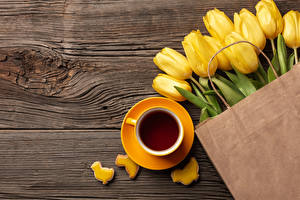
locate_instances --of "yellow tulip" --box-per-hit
[153,47,192,80]
[224,32,259,74]
[203,35,232,71]
[234,8,266,52]
[152,74,192,101]
[203,8,234,41]
[282,10,300,49]
[255,0,283,40]
[182,30,218,77]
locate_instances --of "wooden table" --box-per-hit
[0,0,296,199]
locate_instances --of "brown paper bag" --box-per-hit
[196,64,300,200]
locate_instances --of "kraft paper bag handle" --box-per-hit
[207,40,278,108]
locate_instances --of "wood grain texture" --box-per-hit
[0,130,232,200]
[0,0,298,199]
[0,48,202,129]
[0,0,298,129]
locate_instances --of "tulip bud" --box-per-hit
[282,10,300,49]
[255,0,283,40]
[203,36,232,71]
[182,30,218,77]
[234,8,266,52]
[153,47,192,80]
[152,74,192,101]
[203,8,234,41]
[224,32,259,74]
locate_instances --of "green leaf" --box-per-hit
[233,67,257,96]
[215,74,240,92]
[254,70,267,86]
[212,77,245,106]
[268,51,280,83]
[199,78,222,114]
[200,108,209,123]
[191,82,208,104]
[202,89,221,95]
[288,52,295,71]
[267,67,276,83]
[224,71,239,83]
[174,86,218,117]
[225,67,257,97]
[257,62,268,83]
[199,77,209,89]
[277,34,288,74]
[250,79,264,89]
[271,49,280,71]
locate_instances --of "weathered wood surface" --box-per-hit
[0,130,230,199]
[0,0,298,199]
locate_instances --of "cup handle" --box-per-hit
[126,118,137,126]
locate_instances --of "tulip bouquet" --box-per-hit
[152,0,299,122]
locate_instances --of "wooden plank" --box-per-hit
[0,48,157,129]
[0,0,297,59]
[0,64,201,129]
[0,48,202,129]
[0,0,298,199]
[0,130,232,199]
[0,0,298,130]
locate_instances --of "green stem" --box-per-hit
[175,86,218,116]
[258,61,267,83]
[294,48,298,64]
[190,76,205,92]
[271,39,276,56]
[200,108,209,123]
[255,71,266,85]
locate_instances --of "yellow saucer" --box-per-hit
[121,97,194,170]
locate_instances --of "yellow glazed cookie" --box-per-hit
[91,161,114,185]
[115,154,140,179]
[171,157,199,185]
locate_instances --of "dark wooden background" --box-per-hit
[0,0,297,199]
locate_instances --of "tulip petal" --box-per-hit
[203,8,234,41]
[182,30,218,77]
[152,74,191,101]
[283,10,300,48]
[234,8,266,52]
[203,35,232,70]
[224,32,259,74]
[255,0,283,40]
[153,47,192,80]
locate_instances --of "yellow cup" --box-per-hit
[126,107,184,156]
